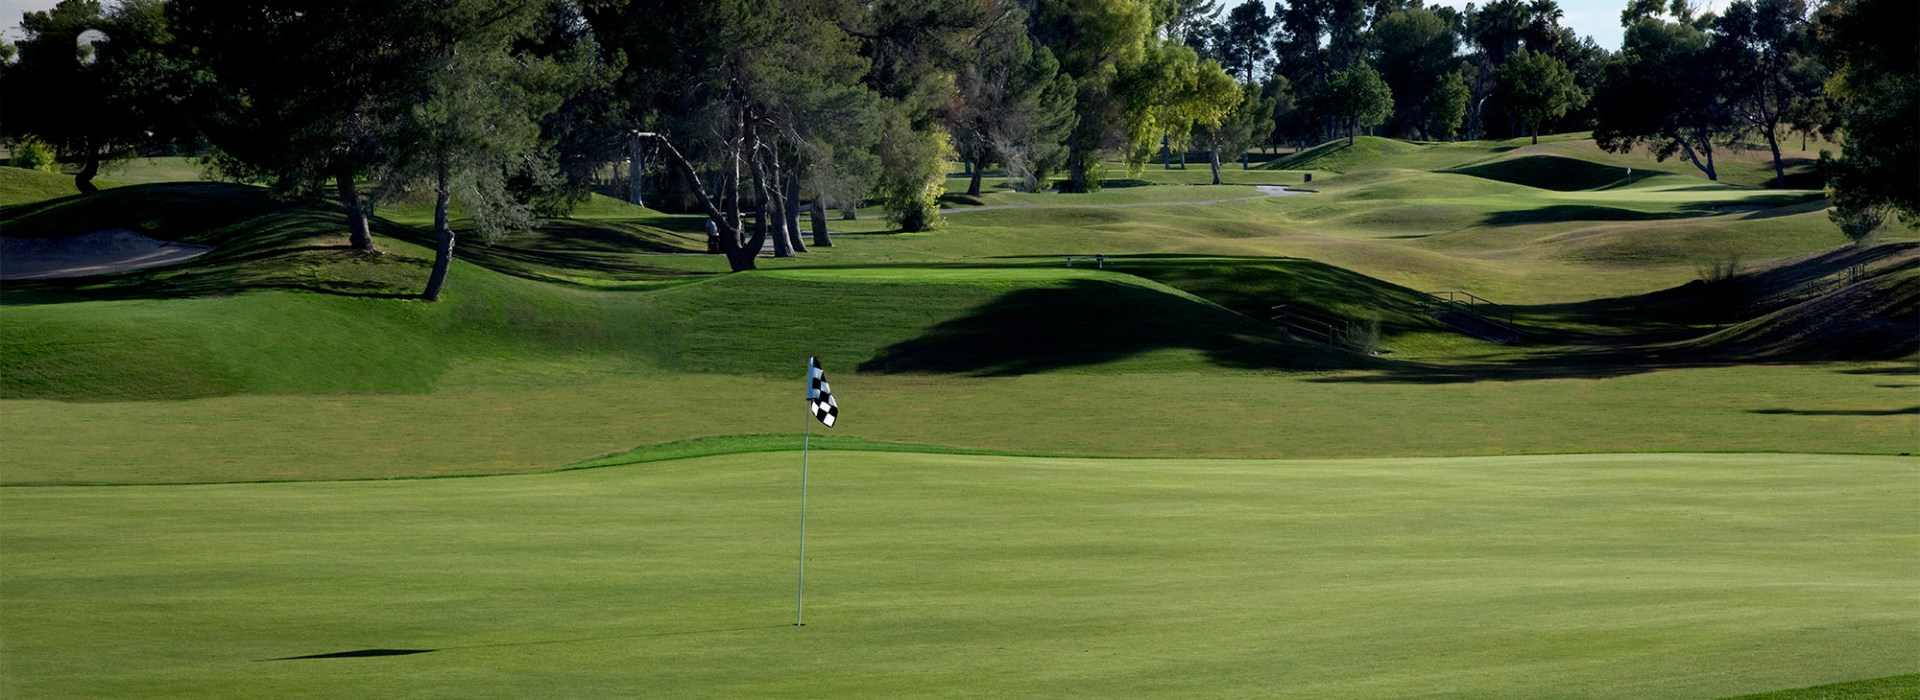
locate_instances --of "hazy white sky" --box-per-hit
[2,0,1657,50]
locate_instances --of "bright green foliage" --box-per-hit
[878,121,952,231]
[1196,84,1277,183]
[10,134,59,172]
[1032,0,1160,191]
[1497,49,1585,144]
[1117,46,1240,170]
[1321,61,1393,145]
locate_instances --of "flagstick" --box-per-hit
[796,397,811,627]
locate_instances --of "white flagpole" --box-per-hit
[797,360,812,627]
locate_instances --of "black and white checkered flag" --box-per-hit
[806,357,838,428]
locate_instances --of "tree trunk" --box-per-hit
[422,161,455,302]
[1763,127,1786,188]
[334,166,373,252]
[74,137,101,194]
[1531,124,1539,145]
[1676,133,1718,181]
[810,187,833,247]
[761,155,791,259]
[840,202,857,220]
[1180,152,1187,170]
[639,132,759,271]
[1209,147,1222,185]
[1163,134,1172,170]
[967,150,984,197]
[627,134,646,207]
[785,170,806,253]
[1066,153,1089,193]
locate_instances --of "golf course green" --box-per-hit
[2,133,1914,698]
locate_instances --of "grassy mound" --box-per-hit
[2,184,1380,400]
[1717,675,1920,700]
[0,167,121,207]
[1686,264,1920,361]
[1448,153,1661,191]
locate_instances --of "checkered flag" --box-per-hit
[806,357,838,428]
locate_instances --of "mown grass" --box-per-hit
[1,452,1912,698]
[1,131,1914,700]
[4,360,1912,484]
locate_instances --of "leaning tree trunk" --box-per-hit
[784,171,806,253]
[334,165,373,252]
[760,155,791,258]
[1676,128,1719,181]
[1762,126,1786,188]
[422,160,456,302]
[810,187,832,247]
[641,132,763,271]
[74,137,101,194]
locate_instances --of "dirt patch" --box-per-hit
[1,229,214,280]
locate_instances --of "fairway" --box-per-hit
[1,451,1912,699]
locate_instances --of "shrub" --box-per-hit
[11,135,58,172]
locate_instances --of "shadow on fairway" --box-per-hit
[859,278,1360,375]
[1750,406,1920,416]
[273,648,437,660]
[266,624,790,661]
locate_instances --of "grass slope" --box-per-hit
[1720,675,1920,700]
[2,452,1912,699]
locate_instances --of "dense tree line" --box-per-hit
[1,0,1912,296]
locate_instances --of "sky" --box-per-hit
[2,0,1658,51]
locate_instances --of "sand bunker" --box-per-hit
[1,229,214,280]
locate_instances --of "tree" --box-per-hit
[1592,6,1734,180]
[1371,7,1458,139]
[1496,49,1584,143]
[1426,70,1470,140]
[1167,0,1222,50]
[1814,0,1918,232]
[1321,61,1393,145]
[1716,0,1817,187]
[3,0,195,194]
[950,8,1077,196]
[1197,84,1276,183]
[172,0,411,252]
[1210,0,1276,84]
[381,0,570,301]
[1032,0,1159,192]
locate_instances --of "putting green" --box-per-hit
[2,451,1912,698]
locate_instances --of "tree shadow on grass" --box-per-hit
[858,278,1362,376]
[265,624,790,661]
[1750,406,1919,416]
